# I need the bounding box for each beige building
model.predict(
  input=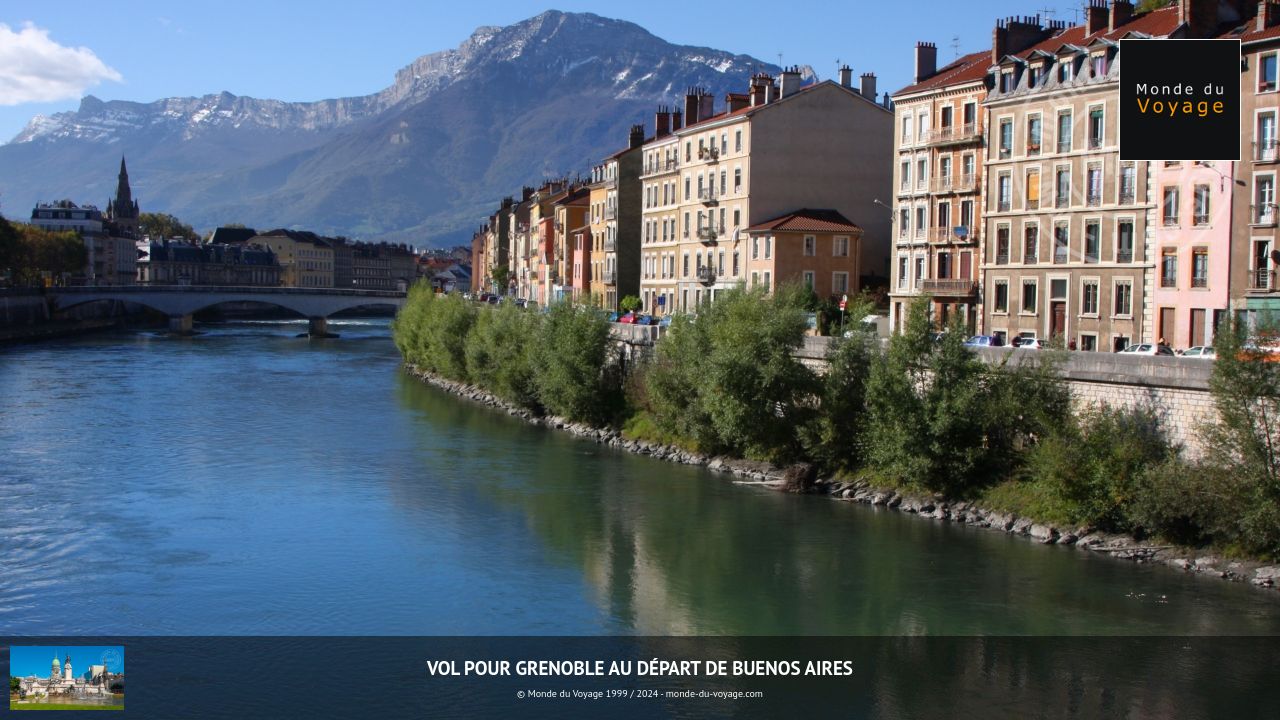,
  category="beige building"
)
[890,47,988,332]
[1229,4,1280,324]
[587,169,611,304]
[252,230,334,288]
[642,68,892,314]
